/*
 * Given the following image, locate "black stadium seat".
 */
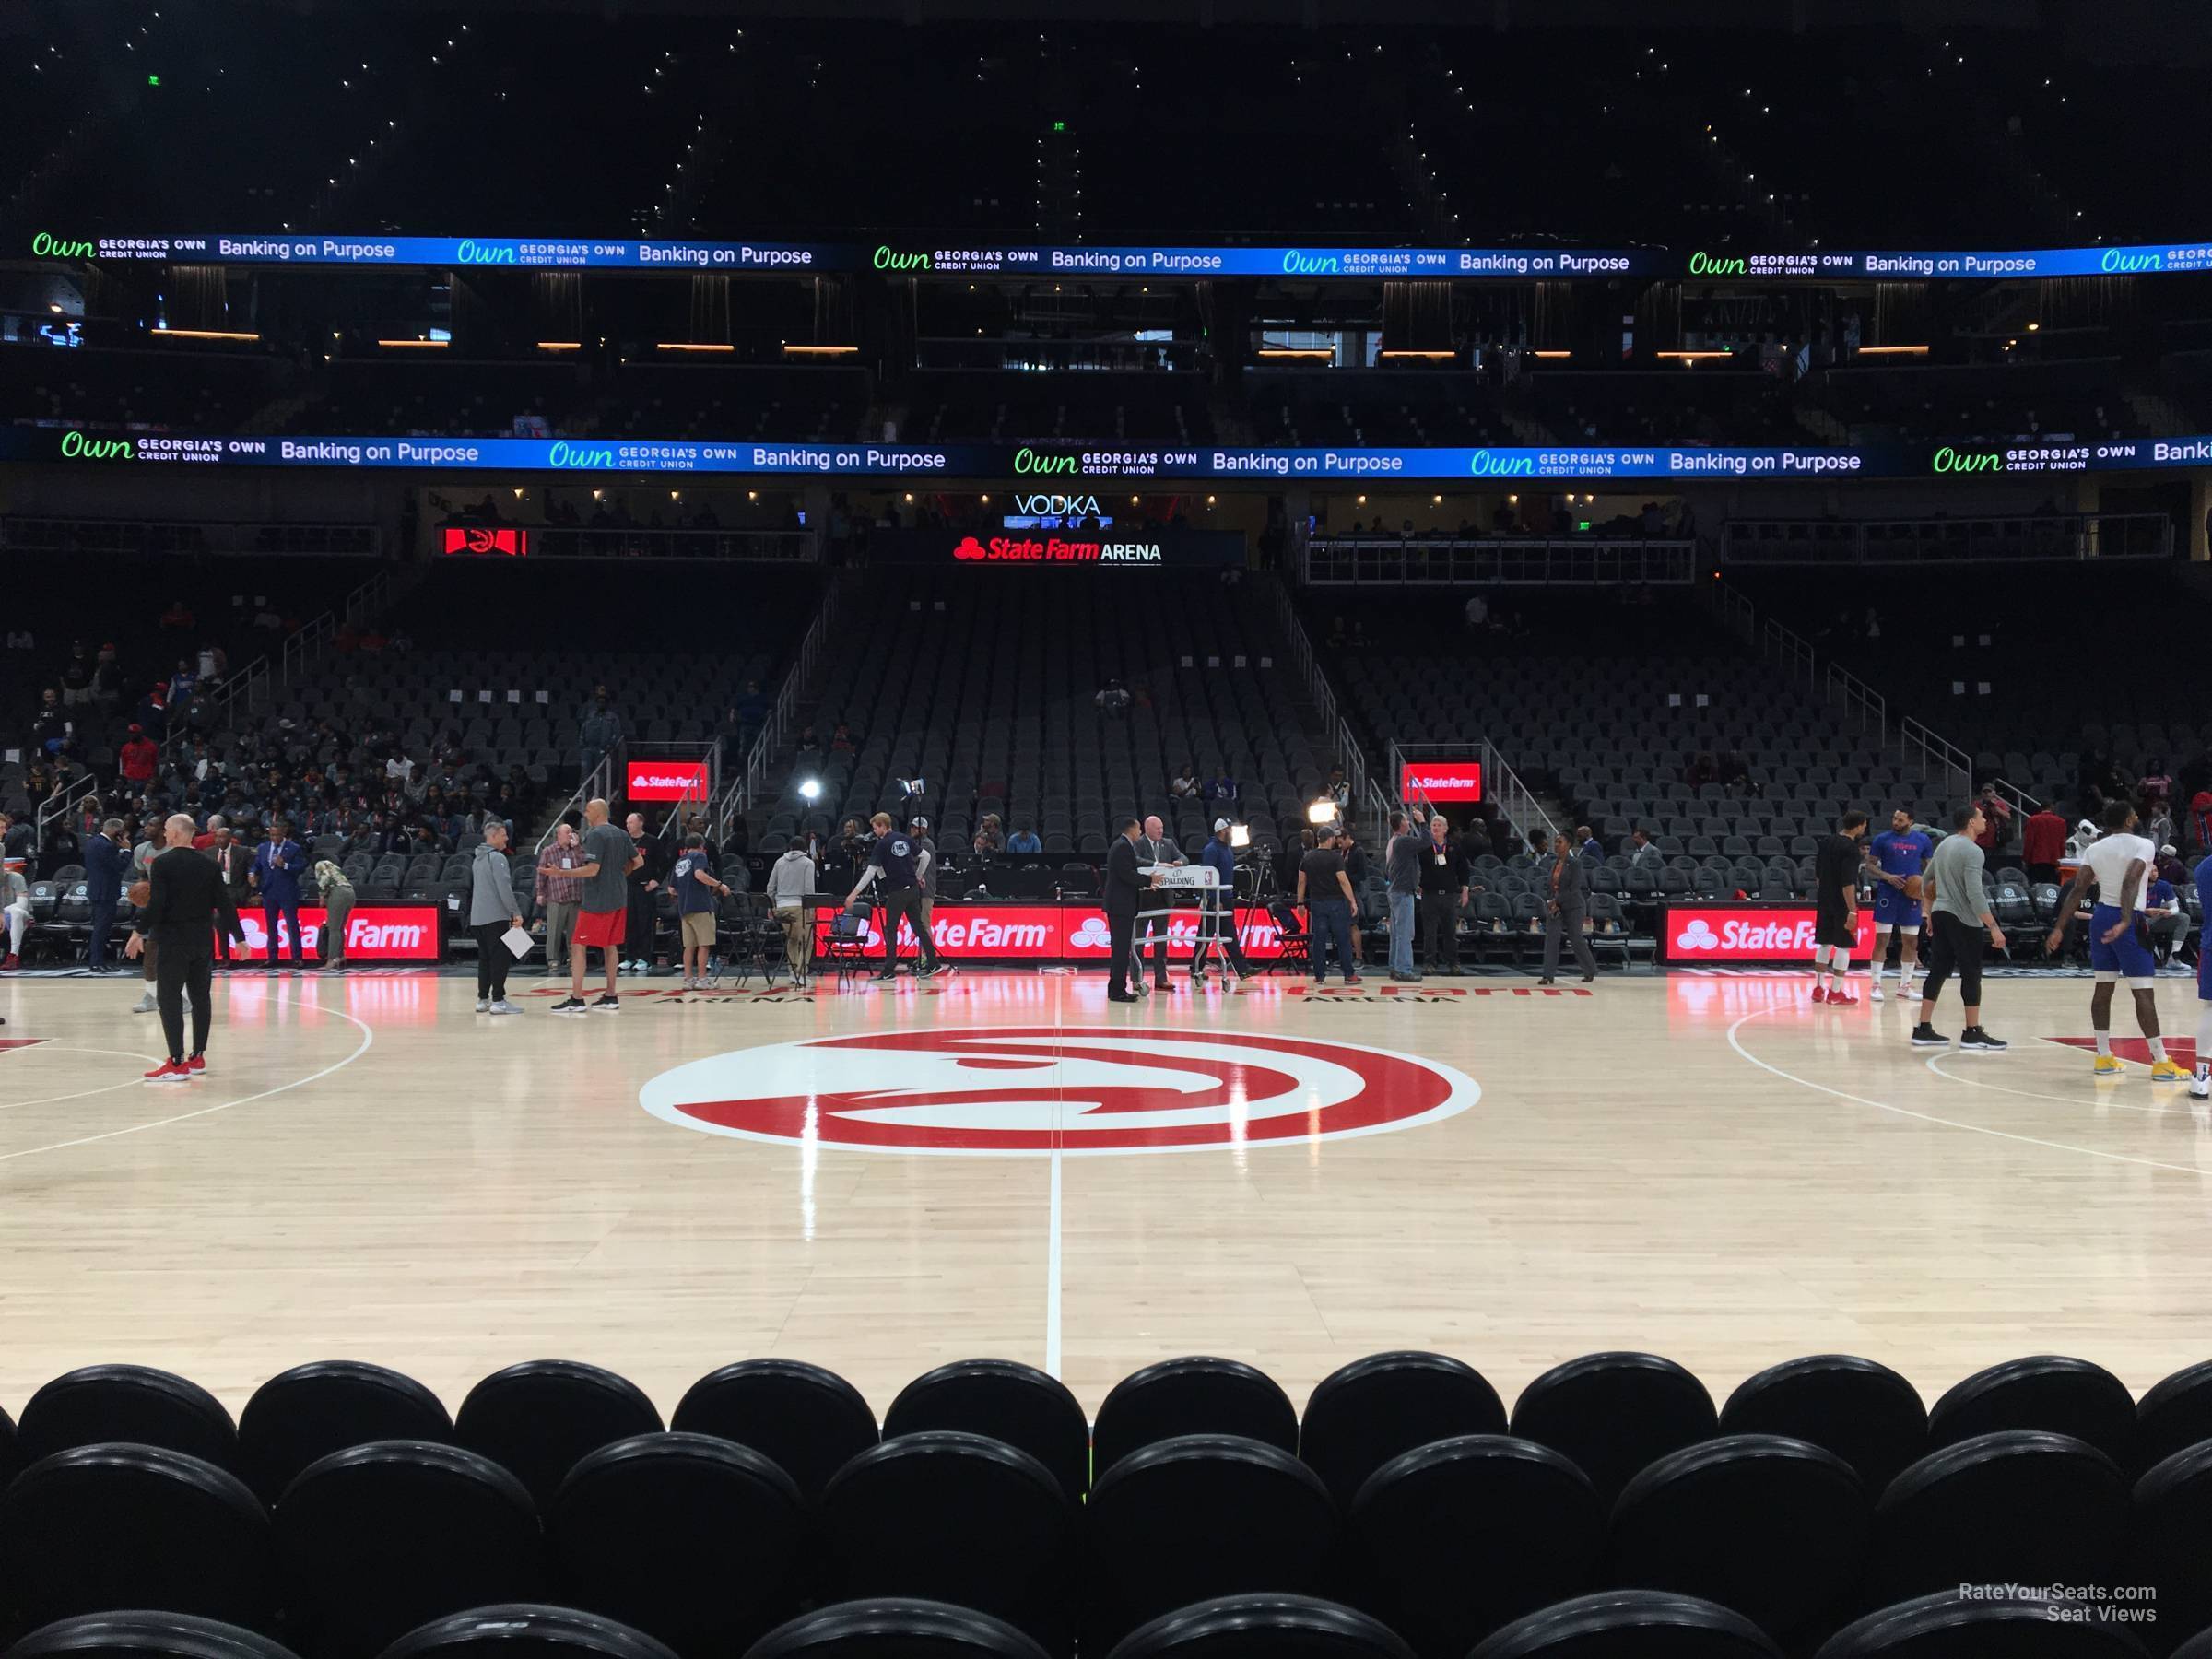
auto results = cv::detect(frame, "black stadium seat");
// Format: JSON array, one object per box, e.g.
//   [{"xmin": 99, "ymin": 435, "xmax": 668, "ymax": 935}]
[
  {"xmin": 1092, "ymin": 1358, "xmax": 1300, "ymax": 1477},
  {"xmin": 371, "ymin": 1605, "xmax": 680, "ymax": 1659},
  {"xmin": 1925, "ymin": 1355, "xmax": 2138, "ymax": 1469},
  {"xmin": 271, "ymin": 1441, "xmax": 546, "ymax": 1659},
  {"xmin": 1347, "ymin": 1434, "xmax": 1604, "ymax": 1659},
  {"xmin": 1718, "ymin": 1355, "xmax": 1927, "ymax": 1496},
  {"xmin": 18, "ymin": 1365, "xmax": 240, "ymax": 1472},
  {"xmin": 548, "ymin": 1432, "xmax": 806, "ymax": 1659},
  {"xmin": 882, "ymin": 1359, "xmax": 1090, "ymax": 1502},
  {"xmin": 1812, "ymin": 1589, "xmax": 2153, "ymax": 1656},
  {"xmin": 1102, "ymin": 1594, "xmax": 1416, "ymax": 1659},
  {"xmin": 0, "ymin": 1613, "xmax": 303, "ymax": 1659},
  {"xmin": 1298, "ymin": 1351, "xmax": 1507, "ymax": 1511},
  {"xmin": 0, "ymin": 1405, "xmax": 19, "ymax": 1495},
  {"xmin": 1466, "ymin": 1590, "xmax": 1783, "ymax": 1658},
  {"xmin": 1506, "ymin": 1352, "xmax": 1719, "ymax": 1507},
  {"xmin": 742, "ymin": 1599, "xmax": 1051, "ymax": 1659},
  {"xmin": 2135, "ymin": 1359, "xmax": 2212, "ymax": 1477},
  {"xmin": 0, "ymin": 1444, "xmax": 275, "ymax": 1633},
  {"xmin": 236, "ymin": 1361, "xmax": 454, "ymax": 1507},
  {"xmin": 454, "ymin": 1360, "xmax": 663, "ymax": 1509},
  {"xmin": 2120, "ymin": 1439, "xmax": 2212, "ymax": 1655},
  {"xmin": 670, "ymin": 1359, "xmax": 878, "ymax": 1502}
]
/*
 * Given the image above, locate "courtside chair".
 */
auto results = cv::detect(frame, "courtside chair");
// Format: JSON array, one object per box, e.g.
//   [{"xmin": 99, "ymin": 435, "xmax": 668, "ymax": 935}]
[
  {"xmin": 547, "ymin": 1433, "xmax": 805, "ymax": 1659},
  {"xmin": 371, "ymin": 1606, "xmax": 677, "ymax": 1659},
  {"xmin": 2134, "ymin": 1360, "xmax": 2212, "ymax": 1479},
  {"xmin": 1864, "ymin": 1431, "xmax": 2129, "ymax": 1608},
  {"xmin": 818, "ymin": 1433, "xmax": 1077, "ymax": 1655},
  {"xmin": 670, "ymin": 1359, "xmax": 878, "ymax": 1504},
  {"xmin": 2121, "ymin": 1439, "xmax": 2212, "ymax": 1657},
  {"xmin": 1718, "ymin": 1356, "xmax": 1927, "ymax": 1497},
  {"xmin": 236, "ymin": 1362, "xmax": 453, "ymax": 1508},
  {"xmin": 741, "ymin": 1599, "xmax": 1049, "ymax": 1659},
  {"xmin": 1347, "ymin": 1435, "xmax": 1604, "ymax": 1659},
  {"xmin": 1506, "ymin": 1353, "xmax": 1718, "ymax": 1509},
  {"xmin": 1, "ymin": 1613, "xmax": 302, "ymax": 1659},
  {"xmin": 18, "ymin": 1366, "xmax": 239, "ymax": 1474},
  {"xmin": 1606, "ymin": 1435, "xmax": 1868, "ymax": 1645},
  {"xmin": 271, "ymin": 1441, "xmax": 545, "ymax": 1659},
  {"xmin": 454, "ymin": 1361, "xmax": 662, "ymax": 1511},
  {"xmin": 1925, "ymin": 1356, "xmax": 2138, "ymax": 1470},
  {"xmin": 1092, "ymin": 1359, "xmax": 1299, "ymax": 1477},
  {"xmin": 882, "ymin": 1360, "xmax": 1089, "ymax": 1503},
  {"xmin": 1101, "ymin": 1594, "xmax": 1413, "ymax": 1659},
  {"xmin": 1084, "ymin": 1435, "xmax": 1337, "ymax": 1655},
  {"xmin": 1814, "ymin": 1591, "xmax": 2152, "ymax": 1657},
  {"xmin": 1297, "ymin": 1352, "xmax": 1506, "ymax": 1512},
  {"xmin": 1466, "ymin": 1590, "xmax": 1782, "ymax": 1658},
  {"xmin": 0, "ymin": 1444, "xmax": 274, "ymax": 1633}
]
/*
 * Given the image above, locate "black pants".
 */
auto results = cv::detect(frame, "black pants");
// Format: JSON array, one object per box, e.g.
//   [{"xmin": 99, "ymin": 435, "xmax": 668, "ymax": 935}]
[
  {"xmin": 87, "ymin": 899, "xmax": 117, "ymax": 970},
  {"xmin": 1921, "ymin": 912, "xmax": 1986, "ymax": 1008},
  {"xmin": 1543, "ymin": 902, "xmax": 1598, "ymax": 979},
  {"xmin": 626, "ymin": 884, "xmax": 654, "ymax": 963},
  {"xmin": 1420, "ymin": 889, "xmax": 1460, "ymax": 970},
  {"xmin": 263, "ymin": 900, "xmax": 302, "ymax": 965},
  {"xmin": 473, "ymin": 921, "xmax": 512, "ymax": 1001},
  {"xmin": 157, "ymin": 938, "xmax": 213, "ymax": 1061},
  {"xmin": 1194, "ymin": 901, "xmax": 1251, "ymax": 977},
  {"xmin": 2027, "ymin": 863, "xmax": 2060, "ymax": 888},
  {"xmin": 875, "ymin": 888, "xmax": 939, "ymax": 974},
  {"xmin": 1107, "ymin": 905, "xmax": 1136, "ymax": 992},
  {"xmin": 1135, "ymin": 912, "xmax": 1174, "ymax": 985}
]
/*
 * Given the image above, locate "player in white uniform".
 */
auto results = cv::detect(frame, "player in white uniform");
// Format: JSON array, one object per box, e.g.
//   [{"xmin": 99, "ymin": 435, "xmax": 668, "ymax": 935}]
[{"xmin": 2046, "ymin": 801, "xmax": 2185, "ymax": 1081}]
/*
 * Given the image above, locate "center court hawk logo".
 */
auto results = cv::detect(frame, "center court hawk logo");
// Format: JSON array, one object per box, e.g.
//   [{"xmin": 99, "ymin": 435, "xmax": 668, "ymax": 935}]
[{"xmin": 639, "ymin": 1026, "xmax": 1478, "ymax": 1156}]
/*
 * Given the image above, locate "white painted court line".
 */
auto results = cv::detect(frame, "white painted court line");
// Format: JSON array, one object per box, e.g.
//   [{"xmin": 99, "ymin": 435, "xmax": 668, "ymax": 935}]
[
  {"xmin": 1725, "ymin": 1006, "xmax": 2212, "ymax": 1179},
  {"xmin": 1925, "ymin": 1052, "xmax": 2207, "ymax": 1118},
  {"xmin": 1045, "ymin": 1143, "xmax": 1064, "ymax": 1379},
  {"xmin": 0, "ymin": 1046, "xmax": 168, "ymax": 1110}
]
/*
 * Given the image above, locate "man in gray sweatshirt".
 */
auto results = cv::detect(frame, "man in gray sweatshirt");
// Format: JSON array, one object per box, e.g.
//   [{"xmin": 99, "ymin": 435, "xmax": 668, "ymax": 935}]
[
  {"xmin": 467, "ymin": 821, "xmax": 524, "ymax": 1015},
  {"xmin": 766, "ymin": 842, "xmax": 818, "ymax": 986}
]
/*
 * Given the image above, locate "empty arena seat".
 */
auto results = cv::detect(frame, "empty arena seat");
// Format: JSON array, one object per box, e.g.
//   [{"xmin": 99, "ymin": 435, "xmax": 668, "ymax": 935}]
[
  {"xmin": 2120, "ymin": 1439, "xmax": 2212, "ymax": 1654},
  {"xmin": 0, "ymin": 1613, "xmax": 302, "ymax": 1659},
  {"xmin": 1865, "ymin": 1431, "xmax": 2129, "ymax": 1606},
  {"xmin": 2135, "ymin": 1359, "xmax": 2212, "ymax": 1478},
  {"xmin": 882, "ymin": 1359, "xmax": 1090, "ymax": 1502},
  {"xmin": 454, "ymin": 1360, "xmax": 663, "ymax": 1508},
  {"xmin": 1085, "ymin": 1434, "xmax": 1337, "ymax": 1653},
  {"xmin": 1298, "ymin": 1351, "xmax": 1507, "ymax": 1510},
  {"xmin": 1505, "ymin": 1353, "xmax": 1719, "ymax": 1507},
  {"xmin": 1102, "ymin": 1594, "xmax": 1415, "ymax": 1659},
  {"xmin": 742, "ymin": 1599, "xmax": 1050, "ymax": 1659},
  {"xmin": 0, "ymin": 1444, "xmax": 274, "ymax": 1632},
  {"xmin": 547, "ymin": 1432, "xmax": 805, "ymax": 1659},
  {"xmin": 1718, "ymin": 1356, "xmax": 1928, "ymax": 1496},
  {"xmin": 1606, "ymin": 1434, "xmax": 1868, "ymax": 1643},
  {"xmin": 818, "ymin": 1431, "xmax": 1077, "ymax": 1653},
  {"xmin": 237, "ymin": 1361, "xmax": 453, "ymax": 1506},
  {"xmin": 1092, "ymin": 1359, "xmax": 1300, "ymax": 1476},
  {"xmin": 1812, "ymin": 1589, "xmax": 2154, "ymax": 1656},
  {"xmin": 1465, "ymin": 1590, "xmax": 1783, "ymax": 1658},
  {"xmin": 1926, "ymin": 1355, "xmax": 2138, "ymax": 1468},
  {"xmin": 1347, "ymin": 1434, "xmax": 1604, "ymax": 1659},
  {"xmin": 371, "ymin": 1606, "xmax": 679, "ymax": 1659},
  {"xmin": 670, "ymin": 1359, "xmax": 878, "ymax": 1502},
  {"xmin": 272, "ymin": 1441, "xmax": 546, "ymax": 1659},
  {"xmin": 18, "ymin": 1365, "xmax": 240, "ymax": 1471}
]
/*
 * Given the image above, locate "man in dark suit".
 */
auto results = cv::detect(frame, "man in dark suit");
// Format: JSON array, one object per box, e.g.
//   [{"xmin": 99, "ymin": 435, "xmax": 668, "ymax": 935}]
[
  {"xmin": 126, "ymin": 813, "xmax": 244, "ymax": 1080},
  {"xmin": 84, "ymin": 816, "xmax": 126, "ymax": 973},
  {"xmin": 1540, "ymin": 832, "xmax": 1599, "ymax": 986},
  {"xmin": 1103, "ymin": 816, "xmax": 1146, "ymax": 1003}
]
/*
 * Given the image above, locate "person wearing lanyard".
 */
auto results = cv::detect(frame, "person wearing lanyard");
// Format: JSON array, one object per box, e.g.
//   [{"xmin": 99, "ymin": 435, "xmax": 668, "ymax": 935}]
[
  {"xmin": 1416, "ymin": 809, "xmax": 1469, "ymax": 976},
  {"xmin": 845, "ymin": 812, "xmax": 942, "ymax": 982}
]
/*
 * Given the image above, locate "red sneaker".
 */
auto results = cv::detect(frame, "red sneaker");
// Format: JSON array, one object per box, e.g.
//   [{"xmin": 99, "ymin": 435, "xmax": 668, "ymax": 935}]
[
  {"xmin": 1827, "ymin": 990, "xmax": 1859, "ymax": 1006},
  {"xmin": 0, "ymin": 954, "xmax": 18, "ymax": 971},
  {"xmin": 186, "ymin": 1055, "xmax": 206, "ymax": 1075},
  {"xmin": 1809, "ymin": 985, "xmax": 1829, "ymax": 1004},
  {"xmin": 143, "ymin": 1060, "xmax": 191, "ymax": 1083}
]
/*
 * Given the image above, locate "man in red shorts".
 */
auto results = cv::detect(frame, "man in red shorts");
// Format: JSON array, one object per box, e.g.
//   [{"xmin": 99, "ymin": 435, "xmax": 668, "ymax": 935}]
[{"xmin": 551, "ymin": 795, "xmax": 642, "ymax": 1015}]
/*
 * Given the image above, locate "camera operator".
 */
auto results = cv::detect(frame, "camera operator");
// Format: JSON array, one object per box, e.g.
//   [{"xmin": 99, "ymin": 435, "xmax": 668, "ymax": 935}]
[{"xmin": 1193, "ymin": 818, "xmax": 1255, "ymax": 982}]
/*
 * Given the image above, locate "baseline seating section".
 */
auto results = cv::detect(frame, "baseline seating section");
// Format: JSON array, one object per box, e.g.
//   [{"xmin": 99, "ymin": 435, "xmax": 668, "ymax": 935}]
[{"xmin": 2, "ymin": 1350, "xmax": 2210, "ymax": 1658}]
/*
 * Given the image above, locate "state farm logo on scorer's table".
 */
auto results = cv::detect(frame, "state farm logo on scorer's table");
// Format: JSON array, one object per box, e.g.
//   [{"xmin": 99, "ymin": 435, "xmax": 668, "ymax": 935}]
[{"xmin": 639, "ymin": 1027, "xmax": 1478, "ymax": 1156}]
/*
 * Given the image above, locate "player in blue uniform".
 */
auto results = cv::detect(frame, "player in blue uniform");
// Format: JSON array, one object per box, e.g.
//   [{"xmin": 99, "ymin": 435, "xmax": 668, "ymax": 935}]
[
  {"xmin": 1865, "ymin": 808, "xmax": 1933, "ymax": 1003},
  {"xmin": 2195, "ymin": 854, "xmax": 2212, "ymax": 1099}
]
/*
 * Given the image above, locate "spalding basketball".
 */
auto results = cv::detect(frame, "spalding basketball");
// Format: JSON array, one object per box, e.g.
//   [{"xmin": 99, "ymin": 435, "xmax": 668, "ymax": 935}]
[
  {"xmin": 128, "ymin": 880, "xmax": 152, "ymax": 907},
  {"xmin": 1903, "ymin": 875, "xmax": 1924, "ymax": 900}
]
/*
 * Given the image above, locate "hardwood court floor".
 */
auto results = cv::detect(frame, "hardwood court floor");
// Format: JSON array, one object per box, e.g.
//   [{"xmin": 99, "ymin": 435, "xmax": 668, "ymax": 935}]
[{"xmin": 3, "ymin": 966, "xmax": 2210, "ymax": 1422}]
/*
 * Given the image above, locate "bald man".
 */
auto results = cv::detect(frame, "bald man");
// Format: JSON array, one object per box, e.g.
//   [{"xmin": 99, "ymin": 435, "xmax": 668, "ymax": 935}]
[
  {"xmin": 553, "ymin": 796, "xmax": 642, "ymax": 1015},
  {"xmin": 1135, "ymin": 814, "xmax": 1185, "ymax": 992},
  {"xmin": 126, "ymin": 813, "xmax": 243, "ymax": 1079}
]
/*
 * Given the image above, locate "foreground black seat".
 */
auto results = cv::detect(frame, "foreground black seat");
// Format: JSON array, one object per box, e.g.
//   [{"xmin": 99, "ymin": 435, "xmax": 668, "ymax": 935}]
[
  {"xmin": 2134, "ymin": 1359, "xmax": 2212, "ymax": 1477},
  {"xmin": 2122, "ymin": 1439, "xmax": 2212, "ymax": 1655},
  {"xmin": 1865, "ymin": 1431, "xmax": 2129, "ymax": 1606},
  {"xmin": 1299, "ymin": 1352, "xmax": 1506, "ymax": 1510},
  {"xmin": 1506, "ymin": 1352, "xmax": 1718, "ymax": 1506},
  {"xmin": 1608, "ymin": 1434, "xmax": 1868, "ymax": 1643},
  {"xmin": 455, "ymin": 1360, "xmax": 663, "ymax": 1509},
  {"xmin": 1926, "ymin": 1356, "xmax": 2137, "ymax": 1469},
  {"xmin": 548, "ymin": 1432, "xmax": 805, "ymax": 1659},
  {"xmin": 1348, "ymin": 1434, "xmax": 1603, "ymax": 1659},
  {"xmin": 1086, "ymin": 1434, "xmax": 1337, "ymax": 1653},
  {"xmin": 372, "ymin": 1605, "xmax": 679, "ymax": 1659},
  {"xmin": 0, "ymin": 1444, "xmax": 273, "ymax": 1632},
  {"xmin": 237, "ymin": 1362, "xmax": 453, "ymax": 1506},
  {"xmin": 1092, "ymin": 1359, "xmax": 1298, "ymax": 1476},
  {"xmin": 819, "ymin": 1431, "xmax": 1077, "ymax": 1653},
  {"xmin": 273, "ymin": 1441, "xmax": 545, "ymax": 1659},
  {"xmin": 671, "ymin": 1359, "xmax": 877, "ymax": 1501},
  {"xmin": 18, "ymin": 1366, "xmax": 240, "ymax": 1472},
  {"xmin": 883, "ymin": 1359, "xmax": 1089, "ymax": 1502},
  {"xmin": 743, "ymin": 1599, "xmax": 1049, "ymax": 1659},
  {"xmin": 1, "ymin": 1613, "xmax": 300, "ymax": 1659},
  {"xmin": 1814, "ymin": 1589, "xmax": 2153, "ymax": 1656},
  {"xmin": 1467, "ymin": 1590, "xmax": 1782, "ymax": 1657},
  {"xmin": 1719, "ymin": 1355, "xmax": 1927, "ymax": 1495},
  {"xmin": 1103, "ymin": 1594, "xmax": 1414, "ymax": 1659},
  {"xmin": 0, "ymin": 1404, "xmax": 19, "ymax": 1493}
]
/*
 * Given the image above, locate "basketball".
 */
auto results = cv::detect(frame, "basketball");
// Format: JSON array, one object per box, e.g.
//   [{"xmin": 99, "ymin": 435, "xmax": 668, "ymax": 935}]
[
  {"xmin": 1903, "ymin": 875, "xmax": 1924, "ymax": 900},
  {"xmin": 127, "ymin": 880, "xmax": 151, "ymax": 908}
]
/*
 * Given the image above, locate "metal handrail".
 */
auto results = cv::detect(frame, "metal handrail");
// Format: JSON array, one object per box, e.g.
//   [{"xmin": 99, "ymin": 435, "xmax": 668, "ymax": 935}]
[
  {"xmin": 1903, "ymin": 716, "xmax": 1973, "ymax": 802},
  {"xmin": 1761, "ymin": 618, "xmax": 1818, "ymax": 692},
  {"xmin": 535, "ymin": 749, "xmax": 617, "ymax": 857},
  {"xmin": 712, "ymin": 580, "xmax": 843, "ymax": 846},
  {"xmin": 1721, "ymin": 511, "xmax": 2174, "ymax": 567},
  {"xmin": 33, "ymin": 769, "xmax": 100, "ymax": 853},
  {"xmin": 1303, "ymin": 537, "xmax": 1695, "ymax": 587},
  {"xmin": 1268, "ymin": 574, "xmax": 1374, "ymax": 822},
  {"xmin": 1386, "ymin": 739, "xmax": 1559, "ymax": 846}
]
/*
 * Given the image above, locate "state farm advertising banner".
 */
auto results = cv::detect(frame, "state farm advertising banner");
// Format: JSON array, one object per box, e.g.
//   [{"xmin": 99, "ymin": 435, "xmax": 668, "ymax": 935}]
[
  {"xmin": 871, "ymin": 528, "xmax": 1246, "ymax": 569},
  {"xmin": 626, "ymin": 759, "xmax": 711, "ymax": 802},
  {"xmin": 1656, "ymin": 902, "xmax": 1875, "ymax": 965},
  {"xmin": 1401, "ymin": 759, "xmax": 1484, "ymax": 803},
  {"xmin": 226, "ymin": 904, "xmax": 443, "ymax": 963},
  {"xmin": 818, "ymin": 901, "xmax": 1286, "ymax": 961}
]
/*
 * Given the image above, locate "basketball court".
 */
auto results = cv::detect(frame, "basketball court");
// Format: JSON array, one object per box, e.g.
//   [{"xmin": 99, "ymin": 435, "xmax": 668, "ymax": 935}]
[{"xmin": 4, "ymin": 969, "xmax": 2210, "ymax": 1419}]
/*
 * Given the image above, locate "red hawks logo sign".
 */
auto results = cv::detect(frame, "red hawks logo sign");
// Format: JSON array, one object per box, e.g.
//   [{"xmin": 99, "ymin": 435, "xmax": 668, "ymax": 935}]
[
  {"xmin": 440, "ymin": 526, "xmax": 528, "ymax": 558},
  {"xmin": 641, "ymin": 1027, "xmax": 1478, "ymax": 1155},
  {"xmin": 1658, "ymin": 904, "xmax": 1875, "ymax": 964}
]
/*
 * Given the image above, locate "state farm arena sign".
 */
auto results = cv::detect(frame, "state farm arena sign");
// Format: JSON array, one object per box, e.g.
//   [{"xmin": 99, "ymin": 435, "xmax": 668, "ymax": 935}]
[
  {"xmin": 1655, "ymin": 902, "xmax": 1876, "ymax": 965},
  {"xmin": 818, "ymin": 901, "xmax": 1287, "ymax": 961},
  {"xmin": 641, "ymin": 1027, "xmax": 1480, "ymax": 1155},
  {"xmin": 953, "ymin": 534, "xmax": 1163, "ymax": 564},
  {"xmin": 626, "ymin": 759, "xmax": 710, "ymax": 801},
  {"xmin": 225, "ymin": 903, "xmax": 442, "ymax": 962},
  {"xmin": 1400, "ymin": 760, "xmax": 1483, "ymax": 803}
]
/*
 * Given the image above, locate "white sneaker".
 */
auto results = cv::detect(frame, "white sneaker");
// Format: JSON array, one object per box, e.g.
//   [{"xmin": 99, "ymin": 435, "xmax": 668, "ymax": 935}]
[
  {"xmin": 1870, "ymin": 978, "xmax": 1885, "ymax": 1002},
  {"xmin": 2193, "ymin": 1072, "xmax": 2210, "ymax": 1101},
  {"xmin": 488, "ymin": 1000, "xmax": 518, "ymax": 1016},
  {"xmin": 132, "ymin": 992, "xmax": 157, "ymax": 1014},
  {"xmin": 475, "ymin": 998, "xmax": 490, "ymax": 1013},
  {"xmin": 1898, "ymin": 979, "xmax": 1915, "ymax": 1002}
]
